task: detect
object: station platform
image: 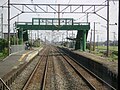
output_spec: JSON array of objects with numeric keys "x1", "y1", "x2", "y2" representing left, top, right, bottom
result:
[
  {"x1": 0, "y1": 47, "x2": 43, "y2": 78},
  {"x1": 59, "y1": 46, "x2": 118, "y2": 89},
  {"x1": 61, "y1": 47, "x2": 118, "y2": 75}
]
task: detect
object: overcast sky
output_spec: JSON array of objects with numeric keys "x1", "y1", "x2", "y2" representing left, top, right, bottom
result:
[{"x1": 0, "y1": 0, "x2": 119, "y2": 42}]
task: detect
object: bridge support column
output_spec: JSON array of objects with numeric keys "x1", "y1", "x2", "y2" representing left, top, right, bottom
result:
[
  {"x1": 80, "y1": 40, "x2": 83, "y2": 51},
  {"x1": 18, "y1": 29, "x2": 23, "y2": 44},
  {"x1": 82, "y1": 30, "x2": 86, "y2": 51},
  {"x1": 75, "y1": 30, "x2": 87, "y2": 51},
  {"x1": 75, "y1": 30, "x2": 81, "y2": 50}
]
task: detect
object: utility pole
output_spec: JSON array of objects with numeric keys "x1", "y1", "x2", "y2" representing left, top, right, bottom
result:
[
  {"x1": 112, "y1": 32, "x2": 116, "y2": 47},
  {"x1": 89, "y1": 29, "x2": 92, "y2": 52},
  {"x1": 1, "y1": 13, "x2": 3, "y2": 38},
  {"x1": 66, "y1": 30, "x2": 68, "y2": 42},
  {"x1": 58, "y1": 4, "x2": 60, "y2": 31},
  {"x1": 97, "y1": 34, "x2": 99, "y2": 50},
  {"x1": 86, "y1": 13, "x2": 89, "y2": 22},
  {"x1": 93, "y1": 22, "x2": 96, "y2": 51},
  {"x1": 16, "y1": 29, "x2": 18, "y2": 45},
  {"x1": 106, "y1": 0, "x2": 109, "y2": 56},
  {"x1": 31, "y1": 30, "x2": 33, "y2": 45},
  {"x1": 37, "y1": 30, "x2": 39, "y2": 39},
  {"x1": 41, "y1": 33, "x2": 42, "y2": 41},
  {"x1": 16, "y1": 13, "x2": 19, "y2": 45},
  {"x1": 62, "y1": 33, "x2": 63, "y2": 44},
  {"x1": 93, "y1": 22, "x2": 100, "y2": 51},
  {"x1": 13, "y1": 27, "x2": 15, "y2": 45},
  {"x1": 35, "y1": 32, "x2": 36, "y2": 40},
  {"x1": 45, "y1": 36, "x2": 46, "y2": 44},
  {"x1": 0, "y1": 4, "x2": 8, "y2": 39},
  {"x1": 21, "y1": 28, "x2": 23, "y2": 45},
  {"x1": 8, "y1": 0, "x2": 10, "y2": 55}
]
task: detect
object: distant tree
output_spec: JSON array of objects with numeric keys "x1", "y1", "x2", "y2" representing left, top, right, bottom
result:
[
  {"x1": 33, "y1": 39, "x2": 40, "y2": 47},
  {"x1": 0, "y1": 38, "x2": 8, "y2": 53}
]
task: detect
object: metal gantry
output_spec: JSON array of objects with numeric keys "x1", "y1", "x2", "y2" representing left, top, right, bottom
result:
[
  {"x1": 9, "y1": 3, "x2": 107, "y2": 20},
  {"x1": 7, "y1": 2, "x2": 115, "y2": 55}
]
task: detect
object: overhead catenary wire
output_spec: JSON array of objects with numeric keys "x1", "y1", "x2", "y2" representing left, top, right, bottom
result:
[
  {"x1": 76, "y1": 0, "x2": 118, "y2": 22},
  {"x1": 0, "y1": 1, "x2": 8, "y2": 12},
  {"x1": 74, "y1": 0, "x2": 107, "y2": 21},
  {"x1": 31, "y1": 0, "x2": 40, "y2": 17},
  {"x1": 68, "y1": 0, "x2": 71, "y2": 4},
  {"x1": 1, "y1": 1, "x2": 8, "y2": 6}
]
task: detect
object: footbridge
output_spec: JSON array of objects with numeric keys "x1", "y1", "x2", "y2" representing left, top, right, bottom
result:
[{"x1": 15, "y1": 18, "x2": 90, "y2": 51}]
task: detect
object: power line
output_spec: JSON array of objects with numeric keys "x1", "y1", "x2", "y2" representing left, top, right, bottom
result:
[
  {"x1": 55, "y1": 0, "x2": 57, "y2": 4},
  {"x1": 75, "y1": 0, "x2": 107, "y2": 21},
  {"x1": 68, "y1": 0, "x2": 71, "y2": 4},
  {"x1": 1, "y1": 1, "x2": 8, "y2": 6},
  {"x1": 0, "y1": 1, "x2": 8, "y2": 9}
]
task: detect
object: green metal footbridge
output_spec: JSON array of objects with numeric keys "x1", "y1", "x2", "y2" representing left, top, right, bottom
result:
[{"x1": 15, "y1": 18, "x2": 90, "y2": 51}]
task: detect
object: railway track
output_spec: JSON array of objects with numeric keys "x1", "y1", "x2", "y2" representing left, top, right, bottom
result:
[
  {"x1": 9, "y1": 45, "x2": 116, "y2": 90},
  {"x1": 55, "y1": 46, "x2": 116, "y2": 90},
  {"x1": 22, "y1": 46, "x2": 50, "y2": 90}
]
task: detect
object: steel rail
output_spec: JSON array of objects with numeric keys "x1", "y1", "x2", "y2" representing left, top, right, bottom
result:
[
  {"x1": 53, "y1": 47, "x2": 96, "y2": 90},
  {"x1": 0, "y1": 78, "x2": 10, "y2": 90},
  {"x1": 41, "y1": 48, "x2": 51, "y2": 90},
  {"x1": 55, "y1": 46, "x2": 116, "y2": 90},
  {"x1": 0, "y1": 49, "x2": 40, "y2": 90},
  {"x1": 22, "y1": 46, "x2": 50, "y2": 90},
  {"x1": 22, "y1": 55, "x2": 43, "y2": 90},
  {"x1": 63, "y1": 52, "x2": 116, "y2": 90}
]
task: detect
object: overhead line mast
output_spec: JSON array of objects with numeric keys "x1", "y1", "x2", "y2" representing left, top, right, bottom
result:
[
  {"x1": 58, "y1": 4, "x2": 60, "y2": 31},
  {"x1": 8, "y1": 1, "x2": 117, "y2": 56}
]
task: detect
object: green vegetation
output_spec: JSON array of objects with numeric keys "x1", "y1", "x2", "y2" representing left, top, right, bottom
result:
[
  {"x1": 32, "y1": 39, "x2": 41, "y2": 47},
  {"x1": 91, "y1": 46, "x2": 118, "y2": 61},
  {"x1": 0, "y1": 39, "x2": 8, "y2": 61},
  {"x1": 0, "y1": 36, "x2": 23, "y2": 61},
  {"x1": 0, "y1": 52, "x2": 8, "y2": 61},
  {"x1": 0, "y1": 53, "x2": 4, "y2": 61},
  {"x1": 96, "y1": 46, "x2": 118, "y2": 51}
]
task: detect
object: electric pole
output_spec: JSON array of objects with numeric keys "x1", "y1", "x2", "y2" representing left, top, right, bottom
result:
[
  {"x1": 106, "y1": 0, "x2": 109, "y2": 56},
  {"x1": 89, "y1": 29, "x2": 92, "y2": 52},
  {"x1": 1, "y1": 13, "x2": 3, "y2": 38},
  {"x1": 93, "y1": 22, "x2": 96, "y2": 51},
  {"x1": 8, "y1": 0, "x2": 11, "y2": 55},
  {"x1": 112, "y1": 32, "x2": 116, "y2": 47}
]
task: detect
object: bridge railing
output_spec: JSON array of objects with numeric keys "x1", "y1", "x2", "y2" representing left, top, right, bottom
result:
[{"x1": 15, "y1": 21, "x2": 90, "y2": 26}]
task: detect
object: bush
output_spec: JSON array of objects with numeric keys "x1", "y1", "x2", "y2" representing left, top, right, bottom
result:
[
  {"x1": 2, "y1": 48, "x2": 8, "y2": 55},
  {"x1": 0, "y1": 39, "x2": 8, "y2": 52},
  {"x1": 112, "y1": 51, "x2": 118, "y2": 56}
]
